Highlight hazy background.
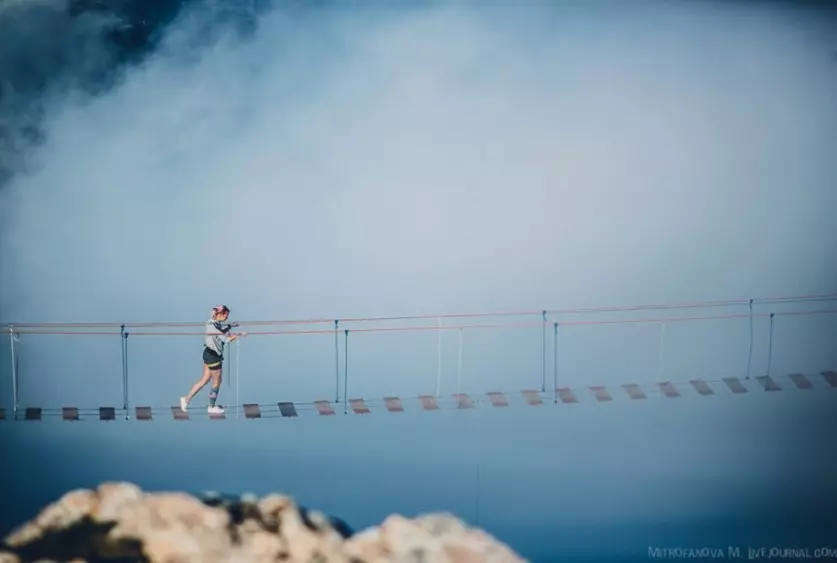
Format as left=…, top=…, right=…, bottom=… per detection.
left=1, top=0, right=837, bottom=560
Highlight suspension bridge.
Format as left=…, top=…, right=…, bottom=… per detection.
left=3, top=292, right=836, bottom=421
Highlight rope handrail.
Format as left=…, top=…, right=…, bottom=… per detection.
left=10, top=309, right=837, bottom=336
left=3, top=292, right=837, bottom=331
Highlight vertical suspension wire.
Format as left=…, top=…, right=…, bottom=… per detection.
left=456, top=328, right=464, bottom=398
left=343, top=329, right=349, bottom=414
left=436, top=317, right=442, bottom=397
left=747, top=298, right=754, bottom=379
left=235, top=337, right=241, bottom=420
left=658, top=322, right=666, bottom=381
left=766, top=313, right=775, bottom=377
left=552, top=322, right=558, bottom=403
left=541, top=311, right=547, bottom=392
left=334, top=320, right=340, bottom=403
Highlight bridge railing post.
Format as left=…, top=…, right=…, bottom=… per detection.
left=9, top=325, right=19, bottom=421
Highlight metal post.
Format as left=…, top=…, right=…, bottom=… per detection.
left=9, top=325, right=18, bottom=421
left=766, top=313, right=775, bottom=377
left=334, top=320, right=340, bottom=403
left=121, top=325, right=130, bottom=420
left=343, top=329, right=349, bottom=414
left=746, top=298, right=754, bottom=379
left=552, top=322, right=558, bottom=403
left=541, top=311, right=547, bottom=392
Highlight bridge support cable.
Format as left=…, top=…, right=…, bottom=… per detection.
left=5, top=292, right=837, bottom=331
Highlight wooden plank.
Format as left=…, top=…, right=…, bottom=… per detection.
left=0, top=408, right=5, bottom=421
left=25, top=408, right=41, bottom=421
left=487, top=392, right=509, bottom=407
left=315, top=400, right=335, bottom=416
left=243, top=404, right=261, bottom=419
left=454, top=393, right=474, bottom=409
left=789, top=373, right=812, bottom=390
left=623, top=384, right=646, bottom=400
left=821, top=371, right=837, bottom=387
left=349, top=398, right=370, bottom=414
left=689, top=380, right=714, bottom=396
left=171, top=406, right=189, bottom=421
left=278, top=402, right=298, bottom=417
left=658, top=382, right=681, bottom=398
left=419, top=395, right=439, bottom=410
left=135, top=406, right=152, bottom=420
left=723, top=377, right=748, bottom=394
left=556, top=388, right=578, bottom=404
left=521, top=390, right=543, bottom=406
left=384, top=397, right=404, bottom=412
left=99, top=407, right=116, bottom=421
left=756, top=375, right=781, bottom=391
left=63, top=407, right=79, bottom=421
left=590, top=386, right=613, bottom=402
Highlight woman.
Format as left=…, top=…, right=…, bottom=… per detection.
left=180, top=305, right=247, bottom=414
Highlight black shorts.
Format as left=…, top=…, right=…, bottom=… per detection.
left=203, top=347, right=223, bottom=371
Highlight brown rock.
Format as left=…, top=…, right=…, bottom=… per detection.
left=0, top=482, right=526, bottom=563
left=344, top=514, right=525, bottom=563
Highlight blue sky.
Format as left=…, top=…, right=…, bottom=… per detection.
left=1, top=0, right=836, bottom=559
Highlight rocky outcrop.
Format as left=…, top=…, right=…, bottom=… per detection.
left=0, top=482, right=525, bottom=562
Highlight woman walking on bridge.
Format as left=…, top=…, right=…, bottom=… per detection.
left=180, top=305, right=247, bottom=414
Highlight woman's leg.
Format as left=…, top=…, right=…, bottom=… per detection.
left=208, top=368, right=223, bottom=408
left=181, top=365, right=212, bottom=411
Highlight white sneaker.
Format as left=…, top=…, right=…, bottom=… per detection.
left=180, top=397, right=189, bottom=412
left=208, top=405, right=225, bottom=414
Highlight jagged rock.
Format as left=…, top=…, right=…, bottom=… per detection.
left=344, top=514, right=524, bottom=563
left=0, top=482, right=525, bottom=562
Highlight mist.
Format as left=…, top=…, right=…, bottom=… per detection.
left=2, top=0, right=836, bottom=321
left=1, top=1, right=837, bottom=559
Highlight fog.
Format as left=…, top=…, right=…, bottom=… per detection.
left=2, top=0, right=836, bottom=402
left=1, top=0, right=836, bottom=559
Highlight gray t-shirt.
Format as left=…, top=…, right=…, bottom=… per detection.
left=205, top=318, right=232, bottom=356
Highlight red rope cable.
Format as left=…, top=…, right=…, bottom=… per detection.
left=12, top=309, right=837, bottom=336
